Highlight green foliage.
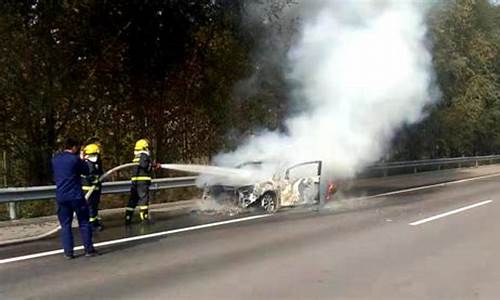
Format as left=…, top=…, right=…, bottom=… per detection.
left=395, top=0, right=499, bottom=159
left=0, top=1, right=256, bottom=185
left=0, top=0, right=499, bottom=191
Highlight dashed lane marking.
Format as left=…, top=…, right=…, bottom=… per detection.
left=409, top=200, right=493, bottom=226
left=365, top=172, right=500, bottom=199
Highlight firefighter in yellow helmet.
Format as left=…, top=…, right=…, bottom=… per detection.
left=125, top=139, right=158, bottom=225
left=81, top=143, right=104, bottom=231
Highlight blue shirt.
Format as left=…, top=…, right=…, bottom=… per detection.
left=52, top=151, right=89, bottom=203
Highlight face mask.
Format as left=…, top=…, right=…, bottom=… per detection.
left=88, top=155, right=98, bottom=163
left=134, top=150, right=150, bottom=156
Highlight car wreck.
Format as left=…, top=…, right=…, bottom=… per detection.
left=202, top=160, right=336, bottom=212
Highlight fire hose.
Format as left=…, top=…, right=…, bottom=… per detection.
left=0, top=163, right=139, bottom=246
left=0, top=163, right=228, bottom=246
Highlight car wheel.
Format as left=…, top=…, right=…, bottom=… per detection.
left=261, top=192, right=278, bottom=213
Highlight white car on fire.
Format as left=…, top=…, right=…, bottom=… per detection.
left=202, top=161, right=331, bottom=212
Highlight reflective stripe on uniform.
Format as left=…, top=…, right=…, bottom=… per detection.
left=132, top=158, right=140, bottom=163
left=131, top=176, right=151, bottom=181
left=125, top=207, right=135, bottom=211
left=139, top=205, right=149, bottom=210
left=89, top=216, right=98, bottom=222
left=82, top=186, right=99, bottom=191
left=139, top=211, right=149, bottom=220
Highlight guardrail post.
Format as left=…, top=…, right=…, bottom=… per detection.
left=8, top=202, right=17, bottom=220
left=414, top=167, right=417, bottom=174
left=2, top=150, right=15, bottom=219
left=475, top=160, right=479, bottom=168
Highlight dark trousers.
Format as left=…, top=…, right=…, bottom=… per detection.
left=88, top=190, right=101, bottom=223
left=126, top=182, right=150, bottom=222
left=57, top=198, right=94, bottom=255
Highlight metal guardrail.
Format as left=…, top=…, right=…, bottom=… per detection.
left=1, top=155, right=500, bottom=219
left=368, top=155, right=500, bottom=176
left=0, top=176, right=197, bottom=204
left=370, top=155, right=500, bottom=170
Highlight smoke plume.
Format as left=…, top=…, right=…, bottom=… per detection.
left=215, top=0, right=438, bottom=180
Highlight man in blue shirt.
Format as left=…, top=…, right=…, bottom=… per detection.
left=52, top=137, right=97, bottom=259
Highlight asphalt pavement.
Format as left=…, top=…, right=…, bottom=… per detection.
left=1, top=168, right=500, bottom=299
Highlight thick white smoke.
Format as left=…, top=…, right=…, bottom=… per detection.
left=214, top=0, right=438, bottom=181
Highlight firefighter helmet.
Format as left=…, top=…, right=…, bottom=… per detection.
left=134, top=139, right=150, bottom=151
left=83, top=143, right=100, bottom=155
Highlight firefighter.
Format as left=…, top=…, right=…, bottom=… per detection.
left=125, top=138, right=157, bottom=225
left=82, top=143, right=104, bottom=231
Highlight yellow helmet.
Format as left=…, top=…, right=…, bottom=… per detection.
left=83, top=143, right=100, bottom=155
left=134, top=139, right=150, bottom=151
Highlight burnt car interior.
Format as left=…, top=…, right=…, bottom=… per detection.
left=203, top=160, right=324, bottom=212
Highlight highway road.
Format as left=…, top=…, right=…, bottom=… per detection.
left=1, top=170, right=500, bottom=299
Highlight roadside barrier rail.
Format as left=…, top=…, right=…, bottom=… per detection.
left=370, top=155, right=500, bottom=170
left=0, top=177, right=197, bottom=204
left=2, top=155, right=500, bottom=219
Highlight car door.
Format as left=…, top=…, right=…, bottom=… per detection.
left=279, top=161, right=322, bottom=206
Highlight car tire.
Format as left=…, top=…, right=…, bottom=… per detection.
left=260, top=192, right=279, bottom=213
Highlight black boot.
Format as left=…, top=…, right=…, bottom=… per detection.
left=125, top=209, right=134, bottom=225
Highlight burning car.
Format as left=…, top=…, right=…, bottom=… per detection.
left=202, top=160, right=336, bottom=212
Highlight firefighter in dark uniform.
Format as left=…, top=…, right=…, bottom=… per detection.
left=125, top=139, right=155, bottom=225
left=81, top=143, right=104, bottom=231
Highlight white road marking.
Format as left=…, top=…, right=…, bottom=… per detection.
left=0, top=214, right=272, bottom=265
left=366, top=172, right=500, bottom=199
left=409, top=200, right=493, bottom=226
